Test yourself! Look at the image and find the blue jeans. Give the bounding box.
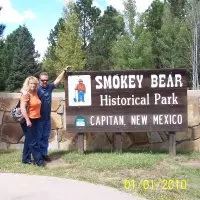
[78,91,85,102]
[38,118,51,157]
[21,119,44,165]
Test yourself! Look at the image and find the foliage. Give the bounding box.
[0,40,5,90]
[75,0,101,51]
[111,1,154,69]
[186,0,200,89]
[0,7,5,39]
[144,0,164,68]
[43,18,65,80]
[87,6,125,70]
[6,25,40,91]
[54,3,85,72]
[1,28,21,89]
[123,0,136,36]
[1,0,197,91]
[112,30,154,69]
[0,24,5,39]
[167,0,187,19]
[157,4,192,68]
[0,7,6,90]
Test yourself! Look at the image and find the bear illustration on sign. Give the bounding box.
[74,79,86,102]
[68,75,91,106]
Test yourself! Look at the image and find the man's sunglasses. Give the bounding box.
[40,79,48,82]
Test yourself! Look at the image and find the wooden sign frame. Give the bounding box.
[65,68,188,155]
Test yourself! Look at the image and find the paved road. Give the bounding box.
[0,173,147,200]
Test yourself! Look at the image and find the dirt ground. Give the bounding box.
[181,160,200,169]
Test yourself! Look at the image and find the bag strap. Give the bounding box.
[17,92,30,108]
[15,99,21,108]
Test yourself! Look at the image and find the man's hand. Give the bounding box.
[64,66,72,72]
[54,66,72,87]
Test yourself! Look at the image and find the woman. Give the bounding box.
[20,76,45,167]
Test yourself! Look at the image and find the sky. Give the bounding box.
[0,0,153,60]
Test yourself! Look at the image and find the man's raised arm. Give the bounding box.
[54,66,72,87]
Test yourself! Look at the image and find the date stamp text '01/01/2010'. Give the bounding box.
[123,179,187,191]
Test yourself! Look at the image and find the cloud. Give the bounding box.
[0,0,36,23]
[64,0,75,4]
[34,34,49,59]
[23,10,36,20]
[105,0,124,12]
[104,0,153,13]
[93,0,101,8]
[93,0,105,14]
[136,0,153,13]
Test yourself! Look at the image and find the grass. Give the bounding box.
[0,150,200,200]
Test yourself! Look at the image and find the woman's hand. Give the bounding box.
[26,119,32,127]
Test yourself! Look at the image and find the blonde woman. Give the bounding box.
[20,76,45,167]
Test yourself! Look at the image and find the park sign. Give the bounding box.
[65,68,188,133]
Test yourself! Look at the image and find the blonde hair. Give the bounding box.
[20,76,39,93]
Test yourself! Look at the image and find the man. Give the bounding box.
[37,66,70,162]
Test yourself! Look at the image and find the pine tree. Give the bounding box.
[0,40,5,90]
[0,25,5,39]
[87,6,125,70]
[75,0,101,51]
[111,25,154,69]
[54,4,85,72]
[1,28,20,86]
[0,7,5,39]
[157,4,191,69]
[144,0,164,68]
[167,0,187,19]
[43,18,65,80]
[187,0,200,89]
[111,1,154,69]
[0,7,6,90]
[123,0,136,36]
[6,25,40,91]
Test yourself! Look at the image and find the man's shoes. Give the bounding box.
[37,161,46,167]
[22,161,32,165]
[43,155,51,162]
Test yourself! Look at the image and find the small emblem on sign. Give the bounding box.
[74,116,88,127]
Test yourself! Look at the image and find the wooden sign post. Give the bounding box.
[169,131,176,156]
[65,69,188,155]
[77,132,84,154]
[112,132,122,153]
